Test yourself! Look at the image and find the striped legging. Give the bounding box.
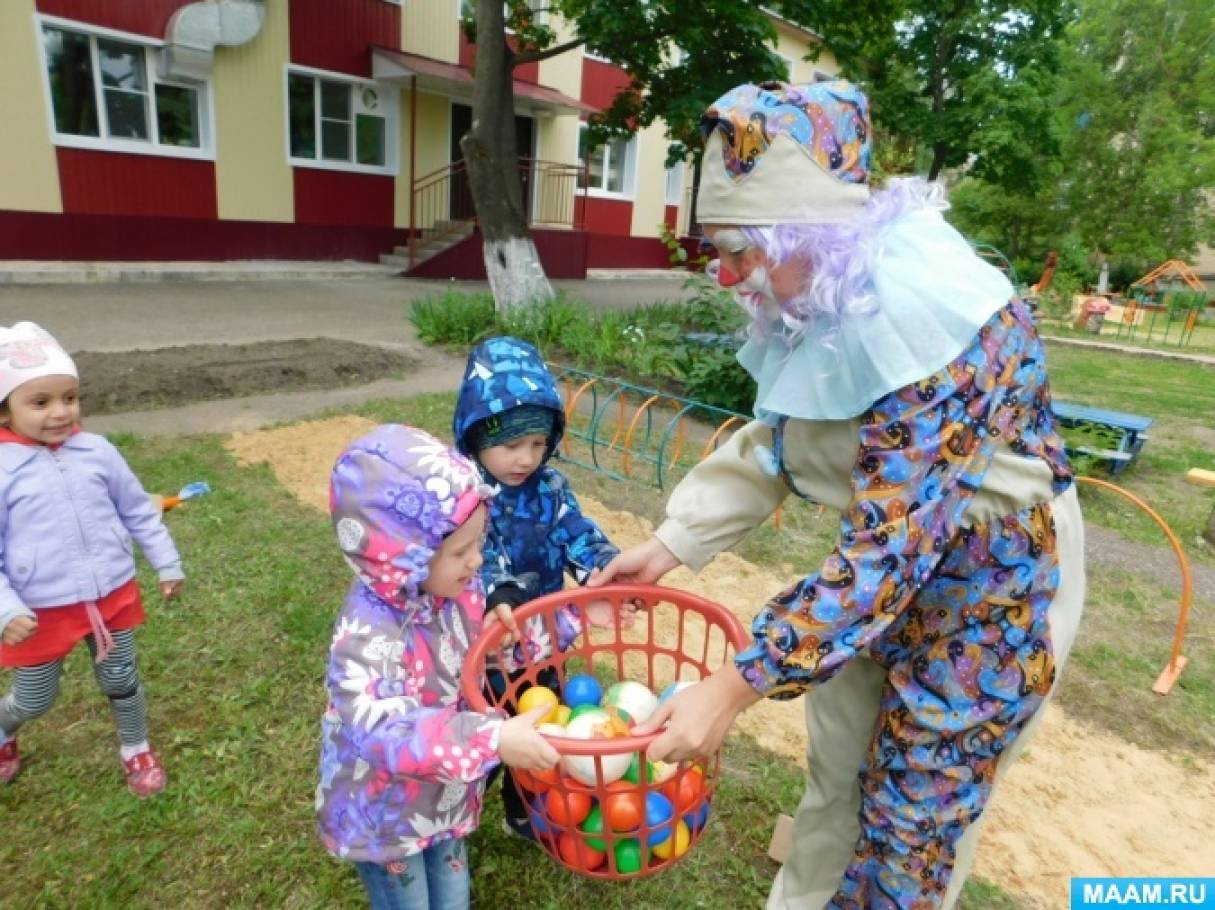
[0,629,148,746]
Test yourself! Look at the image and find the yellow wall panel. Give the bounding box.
[403,0,459,63]
[629,122,670,239]
[396,91,452,229]
[213,0,293,222]
[774,24,839,83]
[532,114,581,225]
[0,0,62,213]
[538,19,582,92]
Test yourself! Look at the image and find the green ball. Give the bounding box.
[567,704,601,723]
[623,752,641,784]
[580,805,606,851]
[614,837,643,874]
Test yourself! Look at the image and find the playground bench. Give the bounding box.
[1051,401,1153,475]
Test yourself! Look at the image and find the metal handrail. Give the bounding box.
[408,156,590,268]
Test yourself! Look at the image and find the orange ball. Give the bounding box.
[603,783,646,832]
[527,765,561,794]
[662,767,705,815]
[546,787,593,827]
[557,830,606,871]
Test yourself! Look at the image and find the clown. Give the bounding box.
[592,81,1085,910]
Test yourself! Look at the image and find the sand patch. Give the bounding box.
[226,415,1215,910]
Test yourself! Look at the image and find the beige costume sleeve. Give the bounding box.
[656,417,862,572]
[656,420,788,571]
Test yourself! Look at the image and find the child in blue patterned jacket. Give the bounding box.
[453,335,632,839]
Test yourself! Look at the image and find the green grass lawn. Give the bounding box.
[0,429,1021,908]
[1043,341,1215,563]
[3,338,1211,907]
[1040,317,1215,357]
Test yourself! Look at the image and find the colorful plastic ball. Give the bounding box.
[554,705,572,726]
[561,709,631,786]
[662,767,705,815]
[649,760,679,784]
[558,830,605,871]
[623,752,645,784]
[659,680,695,703]
[580,804,607,851]
[563,674,603,709]
[684,801,710,832]
[643,792,675,846]
[535,722,567,738]
[613,838,643,874]
[602,705,633,733]
[652,820,691,860]
[519,764,561,794]
[567,703,602,724]
[603,782,646,832]
[601,681,659,725]
[546,786,593,827]
[527,798,562,838]
[517,686,560,723]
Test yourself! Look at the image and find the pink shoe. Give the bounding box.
[0,738,19,784]
[123,748,167,798]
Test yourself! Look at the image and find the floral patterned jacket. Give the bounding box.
[316,425,505,864]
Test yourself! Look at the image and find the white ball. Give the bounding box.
[560,709,631,786]
[601,681,659,725]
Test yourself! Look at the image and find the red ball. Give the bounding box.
[546,787,593,827]
[662,767,705,815]
[603,782,646,832]
[557,831,606,871]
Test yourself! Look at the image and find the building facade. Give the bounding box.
[0,0,836,276]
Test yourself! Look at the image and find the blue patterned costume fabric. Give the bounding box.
[454,337,618,665]
[734,302,1074,908]
[702,80,871,182]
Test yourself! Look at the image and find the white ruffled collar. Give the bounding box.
[738,208,1013,423]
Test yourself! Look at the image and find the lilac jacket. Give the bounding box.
[0,432,183,634]
[317,425,506,864]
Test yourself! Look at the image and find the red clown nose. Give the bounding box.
[713,261,743,287]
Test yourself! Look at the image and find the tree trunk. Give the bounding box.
[460,0,553,311]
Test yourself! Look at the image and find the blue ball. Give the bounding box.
[644,792,675,846]
[528,798,563,837]
[684,801,709,832]
[562,674,603,709]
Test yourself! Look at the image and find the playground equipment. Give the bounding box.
[548,365,1193,695]
[1115,261,1210,347]
[971,242,1021,290]
[462,584,748,879]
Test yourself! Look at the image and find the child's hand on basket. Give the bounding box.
[584,598,638,630]
[489,603,522,644]
[499,706,561,770]
[2,615,38,646]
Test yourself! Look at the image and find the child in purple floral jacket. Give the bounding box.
[316,425,559,910]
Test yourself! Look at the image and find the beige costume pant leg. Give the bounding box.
[767,485,1087,910]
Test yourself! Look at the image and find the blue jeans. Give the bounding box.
[354,840,470,910]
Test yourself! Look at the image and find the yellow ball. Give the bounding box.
[652,820,690,860]
[517,686,560,724]
[555,704,572,726]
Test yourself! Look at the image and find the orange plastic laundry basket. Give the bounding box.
[461,584,750,880]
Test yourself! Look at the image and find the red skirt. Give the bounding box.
[0,579,145,667]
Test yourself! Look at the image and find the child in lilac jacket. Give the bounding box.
[0,321,183,797]
[317,425,559,909]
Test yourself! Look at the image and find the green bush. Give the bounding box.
[407,290,755,414]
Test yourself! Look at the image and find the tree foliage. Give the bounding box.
[783,0,1072,182]
[949,0,1215,287]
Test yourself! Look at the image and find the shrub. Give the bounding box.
[409,289,495,345]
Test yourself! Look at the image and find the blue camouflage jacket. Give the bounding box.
[453,337,618,609]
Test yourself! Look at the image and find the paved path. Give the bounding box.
[0,276,690,353]
[1042,334,1215,367]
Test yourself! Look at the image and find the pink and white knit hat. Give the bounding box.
[0,322,78,402]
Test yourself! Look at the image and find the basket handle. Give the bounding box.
[460,584,749,754]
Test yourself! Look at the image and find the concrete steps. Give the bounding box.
[381,221,476,271]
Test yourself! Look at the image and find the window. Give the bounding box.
[287,72,393,172]
[41,22,207,155]
[813,69,835,83]
[577,123,637,196]
[665,161,684,206]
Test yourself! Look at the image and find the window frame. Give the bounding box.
[36,15,214,160]
[577,121,638,200]
[664,160,685,207]
[284,65,398,176]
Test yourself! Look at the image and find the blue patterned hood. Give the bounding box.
[453,336,565,461]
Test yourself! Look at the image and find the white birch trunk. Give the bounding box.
[483,236,554,311]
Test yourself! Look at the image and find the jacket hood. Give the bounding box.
[329,424,493,608]
[453,336,565,460]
